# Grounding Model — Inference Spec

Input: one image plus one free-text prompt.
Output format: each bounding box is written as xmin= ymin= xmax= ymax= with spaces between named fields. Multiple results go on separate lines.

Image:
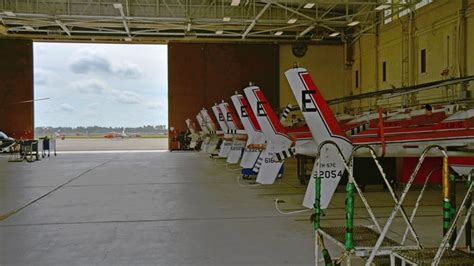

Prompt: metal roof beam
xmin=55 ymin=19 xmax=71 ymax=36
xmin=113 ymin=3 xmax=131 ymax=37
xmin=241 ymin=2 xmax=271 ymax=39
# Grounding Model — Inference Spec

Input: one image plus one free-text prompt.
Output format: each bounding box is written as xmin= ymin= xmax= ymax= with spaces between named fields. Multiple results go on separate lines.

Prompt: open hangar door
xmin=167 ymin=42 xmax=279 ymax=149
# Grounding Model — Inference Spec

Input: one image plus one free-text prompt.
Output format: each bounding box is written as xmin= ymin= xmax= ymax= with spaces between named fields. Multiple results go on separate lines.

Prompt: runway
xmin=55 ymin=138 xmax=169 ymax=151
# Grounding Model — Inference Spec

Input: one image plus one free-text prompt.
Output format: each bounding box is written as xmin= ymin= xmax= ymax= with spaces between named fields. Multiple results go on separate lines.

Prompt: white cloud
xmin=68 ymin=48 xmax=143 ymax=79
xmin=35 ymin=68 xmax=61 ymax=86
xmin=71 ymin=78 xmax=146 ymax=105
xmin=88 ymin=103 xmax=100 ymax=110
xmin=68 ymin=48 xmax=112 ymax=74
xmin=60 ymin=103 xmax=75 ymax=112
xmin=112 ymin=90 xmax=142 ymax=104
xmin=146 ymin=102 xmax=166 ymax=109
xmin=114 ymin=61 xmax=143 ymax=79
xmin=72 ymin=79 xmax=107 ymax=94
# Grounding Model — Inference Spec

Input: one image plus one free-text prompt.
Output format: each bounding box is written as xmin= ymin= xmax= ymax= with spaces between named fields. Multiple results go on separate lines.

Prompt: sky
xmin=34 ymin=43 xmax=168 ymax=127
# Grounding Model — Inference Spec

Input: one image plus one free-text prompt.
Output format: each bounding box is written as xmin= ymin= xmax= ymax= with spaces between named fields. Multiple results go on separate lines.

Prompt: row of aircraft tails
xmin=186 ymin=67 xmax=474 ymax=209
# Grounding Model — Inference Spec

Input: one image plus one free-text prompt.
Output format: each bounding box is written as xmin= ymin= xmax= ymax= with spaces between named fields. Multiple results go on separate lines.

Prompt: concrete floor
xmin=0 ymin=151 xmax=471 ymax=265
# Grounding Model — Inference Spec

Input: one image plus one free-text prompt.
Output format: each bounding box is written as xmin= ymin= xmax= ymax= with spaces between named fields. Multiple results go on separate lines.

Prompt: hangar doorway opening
xmin=33 ymin=43 xmax=168 ymax=151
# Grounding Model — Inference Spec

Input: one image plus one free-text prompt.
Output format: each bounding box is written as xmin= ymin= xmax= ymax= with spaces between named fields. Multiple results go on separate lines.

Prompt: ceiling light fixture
xmin=303 ymin=3 xmax=315 ymax=9
xmin=23 ymin=26 xmax=34 ymax=31
xmin=113 ymin=3 xmax=123 ymax=9
xmin=231 ymin=0 xmax=240 ymax=6
xmin=4 ymin=11 xmax=15 ymax=17
xmin=187 ymin=23 xmax=191 ymax=31
xmin=274 ymin=31 xmax=283 ymax=36
xmin=216 ymin=30 xmax=223 ymax=34
xmin=287 ymin=18 xmax=297 ymax=24
xmin=375 ymin=4 xmax=391 ymax=11
xmin=223 ymin=17 xmax=231 ymax=22
xmin=329 ymin=32 xmax=340 ymax=37
xmin=347 ymin=20 xmax=360 ymax=26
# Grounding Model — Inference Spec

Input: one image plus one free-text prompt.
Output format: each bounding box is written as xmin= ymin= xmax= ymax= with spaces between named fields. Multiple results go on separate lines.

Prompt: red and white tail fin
xmin=196 ymin=113 xmax=207 ymax=152
xmin=225 ymin=101 xmax=244 ymax=130
xmin=243 ymin=86 xmax=291 ymax=184
xmin=231 ymin=94 xmax=266 ymax=169
xmin=212 ymin=104 xmax=229 ymax=132
xmin=196 ymin=113 xmax=208 ymax=134
xmin=200 ymin=108 xmax=218 ymax=133
xmin=285 ymin=68 xmax=353 ymax=209
xmin=230 ymin=94 xmax=265 ymax=145
xmin=185 ymin=118 xmax=196 ymax=134
xmin=219 ymin=101 xmax=244 ymax=164
xmin=211 ymin=104 xmax=232 ymax=158
xmin=243 ymin=86 xmax=293 ymax=153
xmin=218 ymin=102 xmax=238 ymax=131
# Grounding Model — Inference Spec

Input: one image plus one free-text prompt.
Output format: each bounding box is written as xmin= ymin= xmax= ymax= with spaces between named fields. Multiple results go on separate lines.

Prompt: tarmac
xmin=0 ymin=150 xmax=471 ymax=265
xmin=56 ymin=138 xmax=169 ymax=151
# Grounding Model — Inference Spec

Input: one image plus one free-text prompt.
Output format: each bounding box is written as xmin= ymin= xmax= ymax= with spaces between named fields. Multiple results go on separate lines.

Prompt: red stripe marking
xmin=206 ymin=110 xmax=220 ymax=130
xmin=240 ymin=96 xmax=261 ymax=131
xmin=300 ymin=72 xmax=348 ymax=139
xmin=254 ymin=89 xmax=288 ymax=136
xmin=353 ymin=128 xmax=474 ymax=143
xmin=226 ymin=104 xmax=243 ymax=130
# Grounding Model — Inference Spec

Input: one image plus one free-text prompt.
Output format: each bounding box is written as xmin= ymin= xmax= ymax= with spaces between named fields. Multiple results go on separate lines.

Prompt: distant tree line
xmin=35 ymin=125 xmax=168 ymax=136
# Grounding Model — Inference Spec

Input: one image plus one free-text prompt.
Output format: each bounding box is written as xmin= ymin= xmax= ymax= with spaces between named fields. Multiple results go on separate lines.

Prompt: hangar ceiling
xmin=0 ymin=0 xmax=411 ymax=43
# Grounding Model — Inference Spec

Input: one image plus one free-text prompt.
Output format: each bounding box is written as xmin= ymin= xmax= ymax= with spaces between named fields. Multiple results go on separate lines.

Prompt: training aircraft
xmin=196 ymin=112 xmax=211 ymax=152
xmin=0 ymin=131 xmax=15 ymax=152
xmin=54 ymin=130 xmax=66 ymax=140
xmin=284 ymin=67 xmax=474 ymax=209
xmin=243 ymin=86 xmax=319 ymax=185
xmin=104 ymin=128 xmax=128 ymax=139
xmin=230 ymin=94 xmax=266 ymax=174
xmin=199 ymin=108 xmax=222 ymax=155
xmin=217 ymin=101 xmax=247 ymax=164
xmin=211 ymin=103 xmax=233 ymax=158
xmin=185 ymin=118 xmax=201 ymax=149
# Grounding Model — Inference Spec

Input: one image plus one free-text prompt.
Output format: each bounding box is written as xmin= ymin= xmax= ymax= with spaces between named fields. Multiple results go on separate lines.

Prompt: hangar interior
xmin=0 ymin=0 xmax=474 ymax=265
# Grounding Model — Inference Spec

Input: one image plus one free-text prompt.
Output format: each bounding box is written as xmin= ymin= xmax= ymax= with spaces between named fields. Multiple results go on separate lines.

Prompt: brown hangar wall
xmin=168 ymin=42 xmax=279 ymax=134
xmin=0 ymin=39 xmax=34 ymax=139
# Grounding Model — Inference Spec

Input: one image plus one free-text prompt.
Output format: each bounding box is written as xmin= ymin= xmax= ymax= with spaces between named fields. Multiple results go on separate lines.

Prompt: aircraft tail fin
xmin=285 ymin=68 xmax=353 ymax=209
xmin=243 ymin=86 xmax=292 ymax=152
xmin=285 ymin=68 xmax=349 ymax=142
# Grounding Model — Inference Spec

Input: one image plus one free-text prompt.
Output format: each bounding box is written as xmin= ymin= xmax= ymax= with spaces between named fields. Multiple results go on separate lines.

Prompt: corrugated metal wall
xmin=0 ymin=39 xmax=34 ymax=139
xmin=168 ymin=42 xmax=279 ymax=132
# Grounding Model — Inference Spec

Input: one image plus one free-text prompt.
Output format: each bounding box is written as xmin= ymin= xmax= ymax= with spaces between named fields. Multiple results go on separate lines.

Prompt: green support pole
xmin=345 ymin=182 xmax=354 ymax=250
xmin=317 ymin=233 xmax=334 ymax=266
xmin=321 ymin=249 xmax=333 ymax=266
xmin=315 ymin=173 xmax=334 ymax=266
xmin=449 ymin=174 xmax=457 ymax=246
xmin=443 ymin=200 xmax=452 ymax=235
xmin=313 ymin=175 xmax=321 ymax=231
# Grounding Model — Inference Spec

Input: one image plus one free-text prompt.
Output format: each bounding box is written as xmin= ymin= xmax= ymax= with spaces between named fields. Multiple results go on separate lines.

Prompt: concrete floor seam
xmin=0 ymin=160 xmax=112 ymax=221
xmin=0 ymin=215 xmax=299 ymax=227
